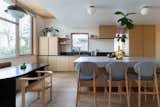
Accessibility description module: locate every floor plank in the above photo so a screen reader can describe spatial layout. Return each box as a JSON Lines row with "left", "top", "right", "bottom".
{"left": 16, "top": 72, "right": 158, "bottom": 107}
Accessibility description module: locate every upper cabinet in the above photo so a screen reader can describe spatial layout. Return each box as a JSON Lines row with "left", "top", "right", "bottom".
{"left": 129, "top": 25, "right": 155, "bottom": 58}
{"left": 39, "top": 37, "right": 59, "bottom": 55}
{"left": 97, "top": 25, "right": 116, "bottom": 39}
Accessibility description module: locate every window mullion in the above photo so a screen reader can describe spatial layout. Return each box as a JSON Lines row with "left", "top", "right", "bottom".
{"left": 16, "top": 22, "right": 20, "bottom": 57}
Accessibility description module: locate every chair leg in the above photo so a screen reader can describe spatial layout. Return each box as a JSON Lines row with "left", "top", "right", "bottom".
{"left": 154, "top": 78, "right": 160, "bottom": 107}
{"left": 93, "top": 80, "right": 97, "bottom": 107}
{"left": 21, "top": 81, "right": 26, "bottom": 107}
{"left": 138, "top": 80, "right": 141, "bottom": 107}
{"left": 37, "top": 92, "right": 40, "bottom": 99}
{"left": 41, "top": 90, "right": 46, "bottom": 107}
{"left": 108, "top": 81, "right": 111, "bottom": 107}
{"left": 22, "top": 91, "right": 25, "bottom": 107}
{"left": 118, "top": 84, "right": 122, "bottom": 102}
{"left": 76, "top": 80, "right": 80, "bottom": 107}
{"left": 50, "top": 86, "right": 52, "bottom": 101}
{"left": 126, "top": 79, "right": 130, "bottom": 107}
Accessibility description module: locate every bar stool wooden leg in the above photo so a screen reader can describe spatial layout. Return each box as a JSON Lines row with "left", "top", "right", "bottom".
{"left": 108, "top": 81, "right": 111, "bottom": 107}
{"left": 76, "top": 80, "right": 80, "bottom": 107}
{"left": 126, "top": 79, "right": 130, "bottom": 107}
{"left": 154, "top": 77, "right": 160, "bottom": 107}
{"left": 93, "top": 79, "right": 96, "bottom": 107}
{"left": 138, "top": 80, "right": 141, "bottom": 107}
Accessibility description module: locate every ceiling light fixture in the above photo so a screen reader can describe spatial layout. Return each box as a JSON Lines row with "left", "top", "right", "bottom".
{"left": 87, "top": 5, "right": 96, "bottom": 15}
{"left": 4, "top": 0, "right": 27, "bottom": 19}
{"left": 140, "top": 6, "right": 150, "bottom": 15}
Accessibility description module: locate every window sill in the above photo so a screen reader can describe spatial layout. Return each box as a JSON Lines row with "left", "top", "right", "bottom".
{"left": 0, "top": 55, "right": 37, "bottom": 60}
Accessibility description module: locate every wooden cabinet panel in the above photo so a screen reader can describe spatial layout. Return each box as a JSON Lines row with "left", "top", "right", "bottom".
{"left": 49, "top": 37, "right": 59, "bottom": 55}
{"left": 98, "top": 25, "right": 116, "bottom": 38}
{"left": 39, "top": 37, "right": 48, "bottom": 55}
{"left": 38, "top": 56, "right": 48, "bottom": 63}
{"left": 143, "top": 25, "right": 155, "bottom": 57}
{"left": 48, "top": 56, "right": 57, "bottom": 71}
{"left": 68, "top": 56, "right": 79, "bottom": 71}
{"left": 129, "top": 25, "right": 155, "bottom": 58}
{"left": 39, "top": 37, "right": 59, "bottom": 55}
{"left": 129, "top": 26, "right": 144, "bottom": 57}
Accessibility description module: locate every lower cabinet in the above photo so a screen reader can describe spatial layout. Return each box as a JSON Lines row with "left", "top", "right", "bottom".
{"left": 38, "top": 56, "right": 79, "bottom": 71}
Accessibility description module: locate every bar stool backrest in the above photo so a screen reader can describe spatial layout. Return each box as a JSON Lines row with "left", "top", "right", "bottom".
{"left": 134, "top": 61, "right": 157, "bottom": 77}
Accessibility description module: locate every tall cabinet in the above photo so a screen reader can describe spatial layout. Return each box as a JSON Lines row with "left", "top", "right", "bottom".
{"left": 129, "top": 25, "right": 155, "bottom": 57}
{"left": 39, "top": 37, "right": 59, "bottom": 55}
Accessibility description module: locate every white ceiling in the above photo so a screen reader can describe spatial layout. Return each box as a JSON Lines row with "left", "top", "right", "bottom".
{"left": 37, "top": 0, "right": 160, "bottom": 28}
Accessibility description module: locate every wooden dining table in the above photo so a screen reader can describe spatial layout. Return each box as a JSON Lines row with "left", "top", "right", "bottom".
{"left": 0, "top": 63, "right": 49, "bottom": 107}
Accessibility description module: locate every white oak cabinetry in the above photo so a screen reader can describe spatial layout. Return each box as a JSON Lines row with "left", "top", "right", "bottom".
{"left": 129, "top": 25, "right": 155, "bottom": 57}
{"left": 38, "top": 56, "right": 79, "bottom": 71}
{"left": 39, "top": 37, "right": 59, "bottom": 55}
{"left": 39, "top": 37, "right": 49, "bottom": 55}
{"left": 98, "top": 25, "right": 116, "bottom": 39}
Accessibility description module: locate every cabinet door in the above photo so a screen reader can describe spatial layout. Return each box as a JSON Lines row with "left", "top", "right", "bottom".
{"left": 39, "top": 37, "right": 48, "bottom": 55}
{"left": 56, "top": 56, "right": 69, "bottom": 71}
{"left": 68, "top": 56, "right": 79, "bottom": 71}
{"left": 129, "top": 26, "right": 144, "bottom": 57}
{"left": 143, "top": 25, "right": 155, "bottom": 57}
{"left": 98, "top": 25, "right": 116, "bottom": 38}
{"left": 49, "top": 37, "right": 59, "bottom": 55}
{"left": 38, "top": 56, "right": 48, "bottom": 63}
{"left": 48, "top": 56, "right": 57, "bottom": 71}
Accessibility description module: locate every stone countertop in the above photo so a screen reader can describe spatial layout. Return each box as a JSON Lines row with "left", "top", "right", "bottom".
{"left": 74, "top": 57, "right": 160, "bottom": 68}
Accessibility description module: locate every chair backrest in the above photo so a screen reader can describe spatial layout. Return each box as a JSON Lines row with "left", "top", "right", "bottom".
{"left": 105, "top": 62, "right": 128, "bottom": 80}
{"left": 134, "top": 61, "right": 157, "bottom": 77}
{"left": 75, "top": 62, "right": 98, "bottom": 77}
{"left": 0, "top": 62, "right": 11, "bottom": 68}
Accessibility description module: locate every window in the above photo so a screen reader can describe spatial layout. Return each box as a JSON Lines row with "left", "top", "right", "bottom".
{"left": 19, "top": 15, "right": 32, "bottom": 55}
{"left": 72, "top": 33, "right": 89, "bottom": 52}
{"left": 0, "top": 19, "right": 16, "bottom": 57}
{"left": 0, "top": 0, "right": 33, "bottom": 58}
{"left": 114, "top": 34, "right": 129, "bottom": 56}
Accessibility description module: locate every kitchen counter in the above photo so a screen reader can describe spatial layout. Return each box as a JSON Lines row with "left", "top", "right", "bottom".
{"left": 74, "top": 57, "right": 160, "bottom": 68}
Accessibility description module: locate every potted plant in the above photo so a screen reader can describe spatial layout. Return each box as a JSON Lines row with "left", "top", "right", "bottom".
{"left": 41, "top": 27, "right": 59, "bottom": 37}
{"left": 115, "top": 11, "right": 135, "bottom": 43}
{"left": 114, "top": 11, "right": 135, "bottom": 59}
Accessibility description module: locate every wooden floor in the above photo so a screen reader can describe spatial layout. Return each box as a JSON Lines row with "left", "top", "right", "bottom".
{"left": 16, "top": 72, "right": 158, "bottom": 107}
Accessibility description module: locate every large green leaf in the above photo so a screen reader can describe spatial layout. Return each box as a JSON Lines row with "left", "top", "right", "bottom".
{"left": 126, "top": 13, "right": 136, "bottom": 16}
{"left": 115, "top": 11, "right": 125, "bottom": 16}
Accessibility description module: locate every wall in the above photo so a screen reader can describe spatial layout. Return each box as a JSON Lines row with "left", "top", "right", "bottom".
{"left": 89, "top": 39, "right": 114, "bottom": 52}
{"left": 156, "top": 25, "right": 160, "bottom": 59}
{"left": 44, "top": 18, "right": 114, "bottom": 52}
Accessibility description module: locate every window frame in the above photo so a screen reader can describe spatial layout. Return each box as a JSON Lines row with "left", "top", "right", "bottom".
{"left": 0, "top": 16, "right": 33, "bottom": 59}
{"left": 71, "top": 33, "right": 89, "bottom": 52}
{"left": 19, "top": 16, "right": 33, "bottom": 56}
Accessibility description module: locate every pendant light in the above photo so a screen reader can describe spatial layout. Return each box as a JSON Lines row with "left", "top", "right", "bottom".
{"left": 4, "top": 0, "right": 27, "bottom": 19}
{"left": 87, "top": 5, "right": 96, "bottom": 15}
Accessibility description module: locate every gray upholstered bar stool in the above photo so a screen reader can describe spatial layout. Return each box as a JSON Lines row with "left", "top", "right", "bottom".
{"left": 105, "top": 62, "right": 130, "bottom": 107}
{"left": 128, "top": 62, "right": 160, "bottom": 107}
{"left": 75, "top": 62, "right": 98, "bottom": 107}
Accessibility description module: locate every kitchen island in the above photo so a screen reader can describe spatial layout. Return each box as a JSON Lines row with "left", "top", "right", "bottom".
{"left": 74, "top": 56, "right": 160, "bottom": 68}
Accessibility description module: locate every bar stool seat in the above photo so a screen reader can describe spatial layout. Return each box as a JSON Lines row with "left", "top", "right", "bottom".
{"left": 128, "top": 72, "right": 153, "bottom": 80}
{"left": 105, "top": 72, "right": 125, "bottom": 80}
